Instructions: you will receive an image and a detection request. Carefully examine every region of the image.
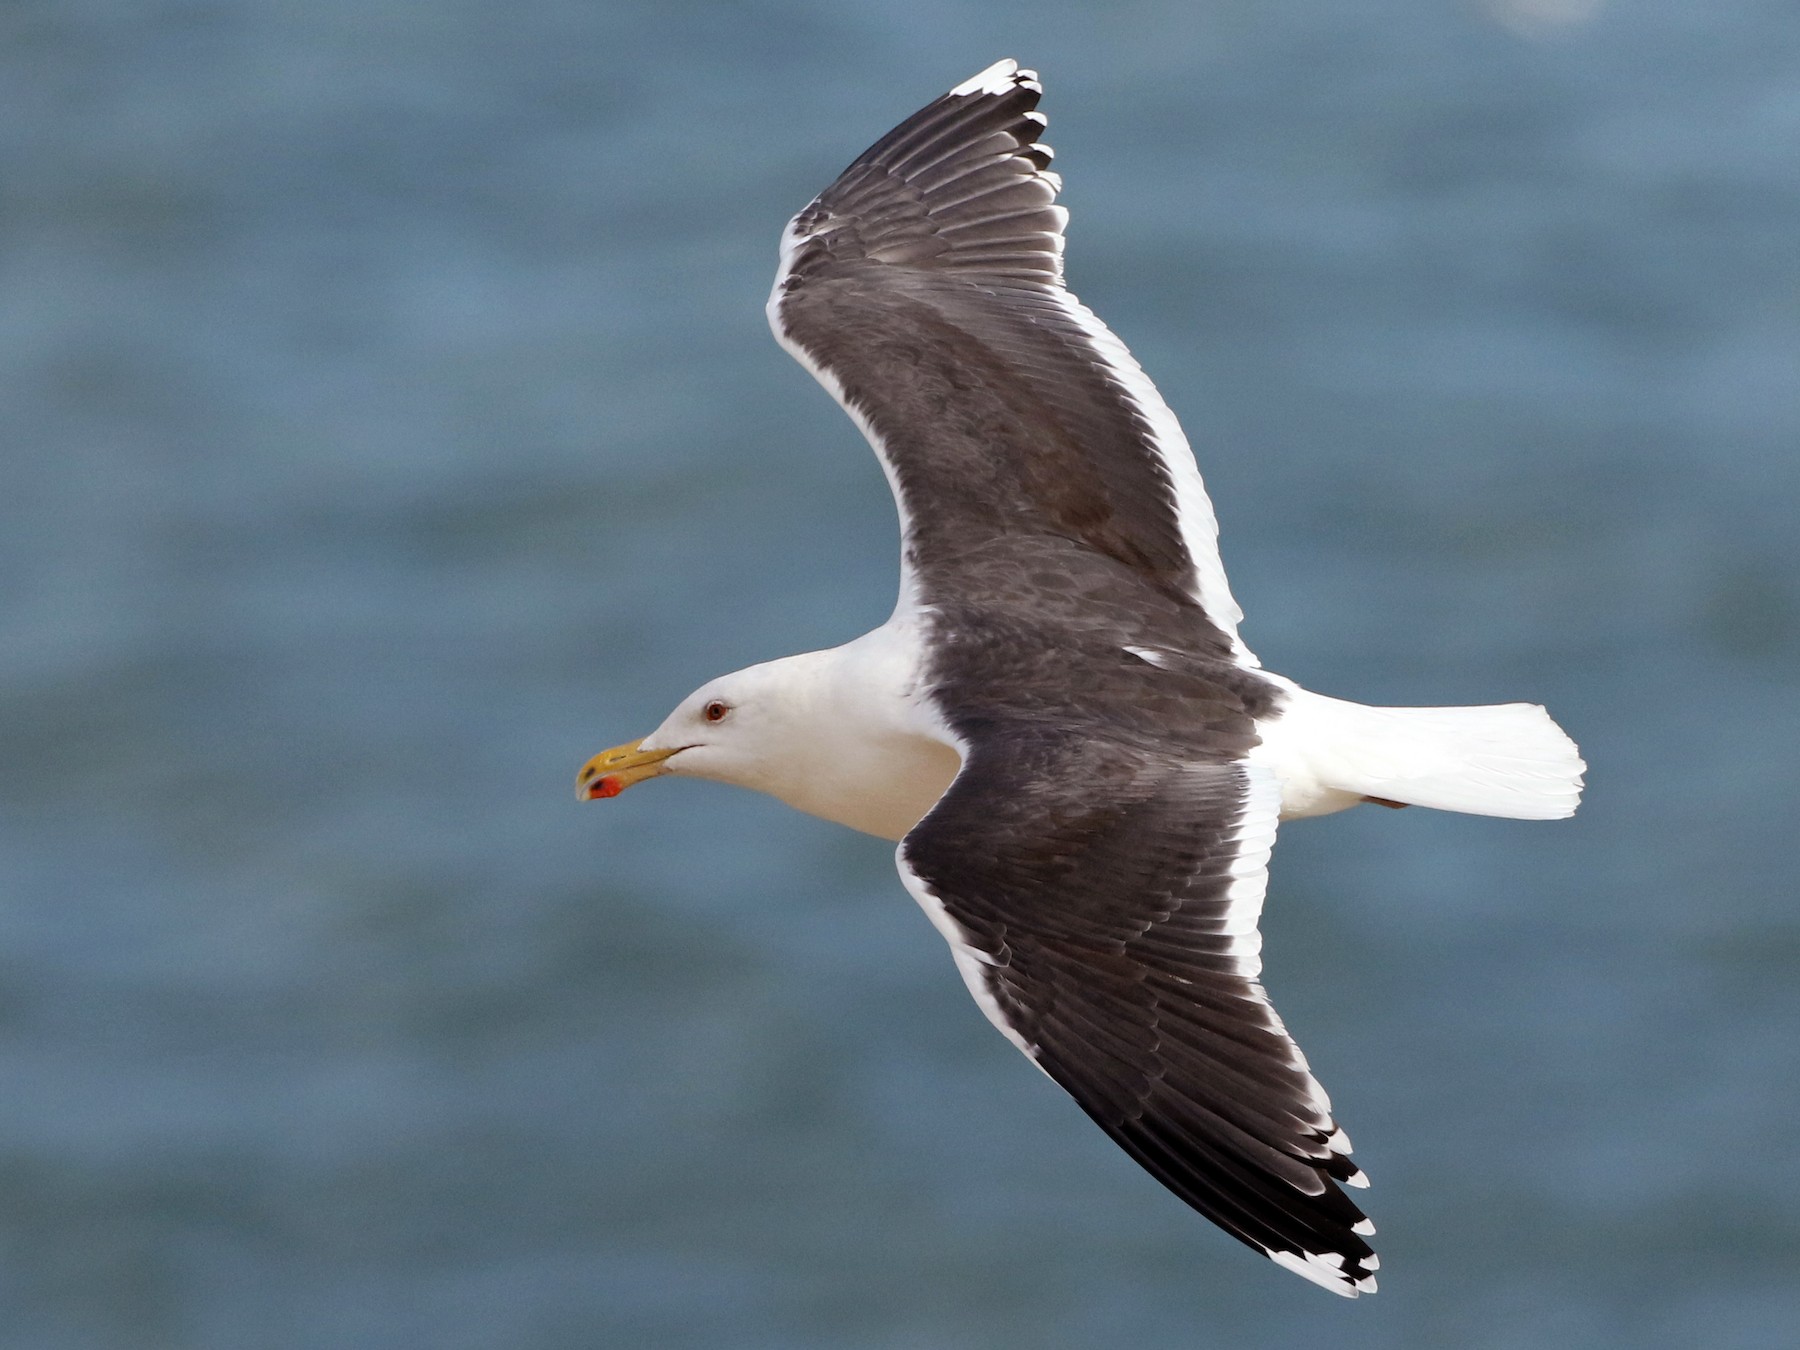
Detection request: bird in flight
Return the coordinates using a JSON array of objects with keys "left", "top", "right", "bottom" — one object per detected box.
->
[{"left": 579, "top": 60, "right": 1583, "bottom": 1296}]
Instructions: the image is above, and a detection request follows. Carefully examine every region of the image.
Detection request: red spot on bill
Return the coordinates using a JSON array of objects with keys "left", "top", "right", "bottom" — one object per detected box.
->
[{"left": 591, "top": 776, "right": 624, "bottom": 799}]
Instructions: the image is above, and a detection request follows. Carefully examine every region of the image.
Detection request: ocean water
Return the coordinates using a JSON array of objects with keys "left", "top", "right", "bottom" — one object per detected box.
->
[{"left": 3, "top": 2, "right": 1798, "bottom": 1346}]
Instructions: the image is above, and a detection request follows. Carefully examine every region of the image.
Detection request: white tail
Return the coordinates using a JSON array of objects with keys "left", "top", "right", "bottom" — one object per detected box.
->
[{"left": 1252, "top": 685, "right": 1586, "bottom": 821}]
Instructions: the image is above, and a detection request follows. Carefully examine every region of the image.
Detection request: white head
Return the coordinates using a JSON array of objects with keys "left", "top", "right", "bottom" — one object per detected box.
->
[
  {"left": 578, "top": 633, "right": 961, "bottom": 839},
  {"left": 576, "top": 653, "right": 833, "bottom": 802}
]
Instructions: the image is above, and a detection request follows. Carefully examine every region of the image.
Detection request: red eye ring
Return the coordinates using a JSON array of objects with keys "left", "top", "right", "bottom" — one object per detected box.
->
[{"left": 703, "top": 700, "right": 729, "bottom": 723}]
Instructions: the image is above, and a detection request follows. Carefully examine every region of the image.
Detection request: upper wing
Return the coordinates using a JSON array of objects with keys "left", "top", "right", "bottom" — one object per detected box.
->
[
  {"left": 897, "top": 726, "right": 1377, "bottom": 1296},
  {"left": 767, "top": 60, "right": 1254, "bottom": 665}
]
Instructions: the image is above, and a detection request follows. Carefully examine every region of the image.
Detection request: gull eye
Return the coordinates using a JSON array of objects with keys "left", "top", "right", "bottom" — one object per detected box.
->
[{"left": 703, "top": 700, "right": 730, "bottom": 723}]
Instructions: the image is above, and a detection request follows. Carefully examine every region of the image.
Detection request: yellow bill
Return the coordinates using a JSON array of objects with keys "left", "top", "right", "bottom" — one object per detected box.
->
[{"left": 577, "top": 738, "right": 678, "bottom": 800}]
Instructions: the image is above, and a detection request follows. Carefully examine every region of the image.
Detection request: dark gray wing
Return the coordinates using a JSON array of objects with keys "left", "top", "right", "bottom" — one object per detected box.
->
[
  {"left": 897, "top": 724, "right": 1377, "bottom": 1297},
  {"left": 767, "top": 60, "right": 1254, "bottom": 665}
]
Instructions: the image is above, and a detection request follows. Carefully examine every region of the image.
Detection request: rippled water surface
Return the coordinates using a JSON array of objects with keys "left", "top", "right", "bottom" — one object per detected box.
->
[{"left": 5, "top": 2, "right": 1798, "bottom": 1346}]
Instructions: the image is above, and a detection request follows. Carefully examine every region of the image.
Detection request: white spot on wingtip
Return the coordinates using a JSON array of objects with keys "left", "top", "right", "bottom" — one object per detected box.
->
[
  {"left": 949, "top": 59, "right": 1021, "bottom": 98},
  {"left": 1345, "top": 1168, "right": 1370, "bottom": 1189},
  {"left": 1352, "top": 1217, "right": 1376, "bottom": 1236},
  {"left": 1267, "top": 1248, "right": 1362, "bottom": 1298}
]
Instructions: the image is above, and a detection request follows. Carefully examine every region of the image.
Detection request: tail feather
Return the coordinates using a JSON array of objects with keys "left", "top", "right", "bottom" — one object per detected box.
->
[{"left": 1255, "top": 687, "right": 1586, "bottom": 821}]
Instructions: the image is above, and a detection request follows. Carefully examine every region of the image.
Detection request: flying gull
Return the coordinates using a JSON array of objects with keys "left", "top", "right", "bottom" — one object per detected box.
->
[{"left": 578, "top": 60, "right": 1584, "bottom": 1297}]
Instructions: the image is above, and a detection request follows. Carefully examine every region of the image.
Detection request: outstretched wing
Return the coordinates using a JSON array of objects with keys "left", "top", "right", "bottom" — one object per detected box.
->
[
  {"left": 898, "top": 726, "right": 1377, "bottom": 1296},
  {"left": 767, "top": 59, "right": 1255, "bottom": 665}
]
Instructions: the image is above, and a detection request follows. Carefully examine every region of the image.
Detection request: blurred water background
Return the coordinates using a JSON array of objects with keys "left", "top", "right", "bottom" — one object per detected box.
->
[{"left": 4, "top": 1, "right": 1798, "bottom": 1346}]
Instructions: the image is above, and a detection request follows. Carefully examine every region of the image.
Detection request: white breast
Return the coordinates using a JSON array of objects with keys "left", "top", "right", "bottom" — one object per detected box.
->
[{"left": 768, "top": 621, "right": 964, "bottom": 841}]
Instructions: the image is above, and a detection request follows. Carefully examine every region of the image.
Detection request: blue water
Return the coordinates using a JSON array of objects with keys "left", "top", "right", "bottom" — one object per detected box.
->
[{"left": 4, "top": 2, "right": 1798, "bottom": 1346}]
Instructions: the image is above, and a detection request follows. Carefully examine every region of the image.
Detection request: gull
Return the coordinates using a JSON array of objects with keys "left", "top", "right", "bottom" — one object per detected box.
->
[{"left": 578, "top": 60, "right": 1584, "bottom": 1296}]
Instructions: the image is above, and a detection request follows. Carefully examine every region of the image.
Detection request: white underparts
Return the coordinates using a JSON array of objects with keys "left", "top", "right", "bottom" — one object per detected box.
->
[{"left": 766, "top": 624, "right": 960, "bottom": 841}]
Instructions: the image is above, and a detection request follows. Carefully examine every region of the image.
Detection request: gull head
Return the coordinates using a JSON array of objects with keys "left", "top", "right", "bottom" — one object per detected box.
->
[{"left": 576, "top": 656, "right": 828, "bottom": 803}]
